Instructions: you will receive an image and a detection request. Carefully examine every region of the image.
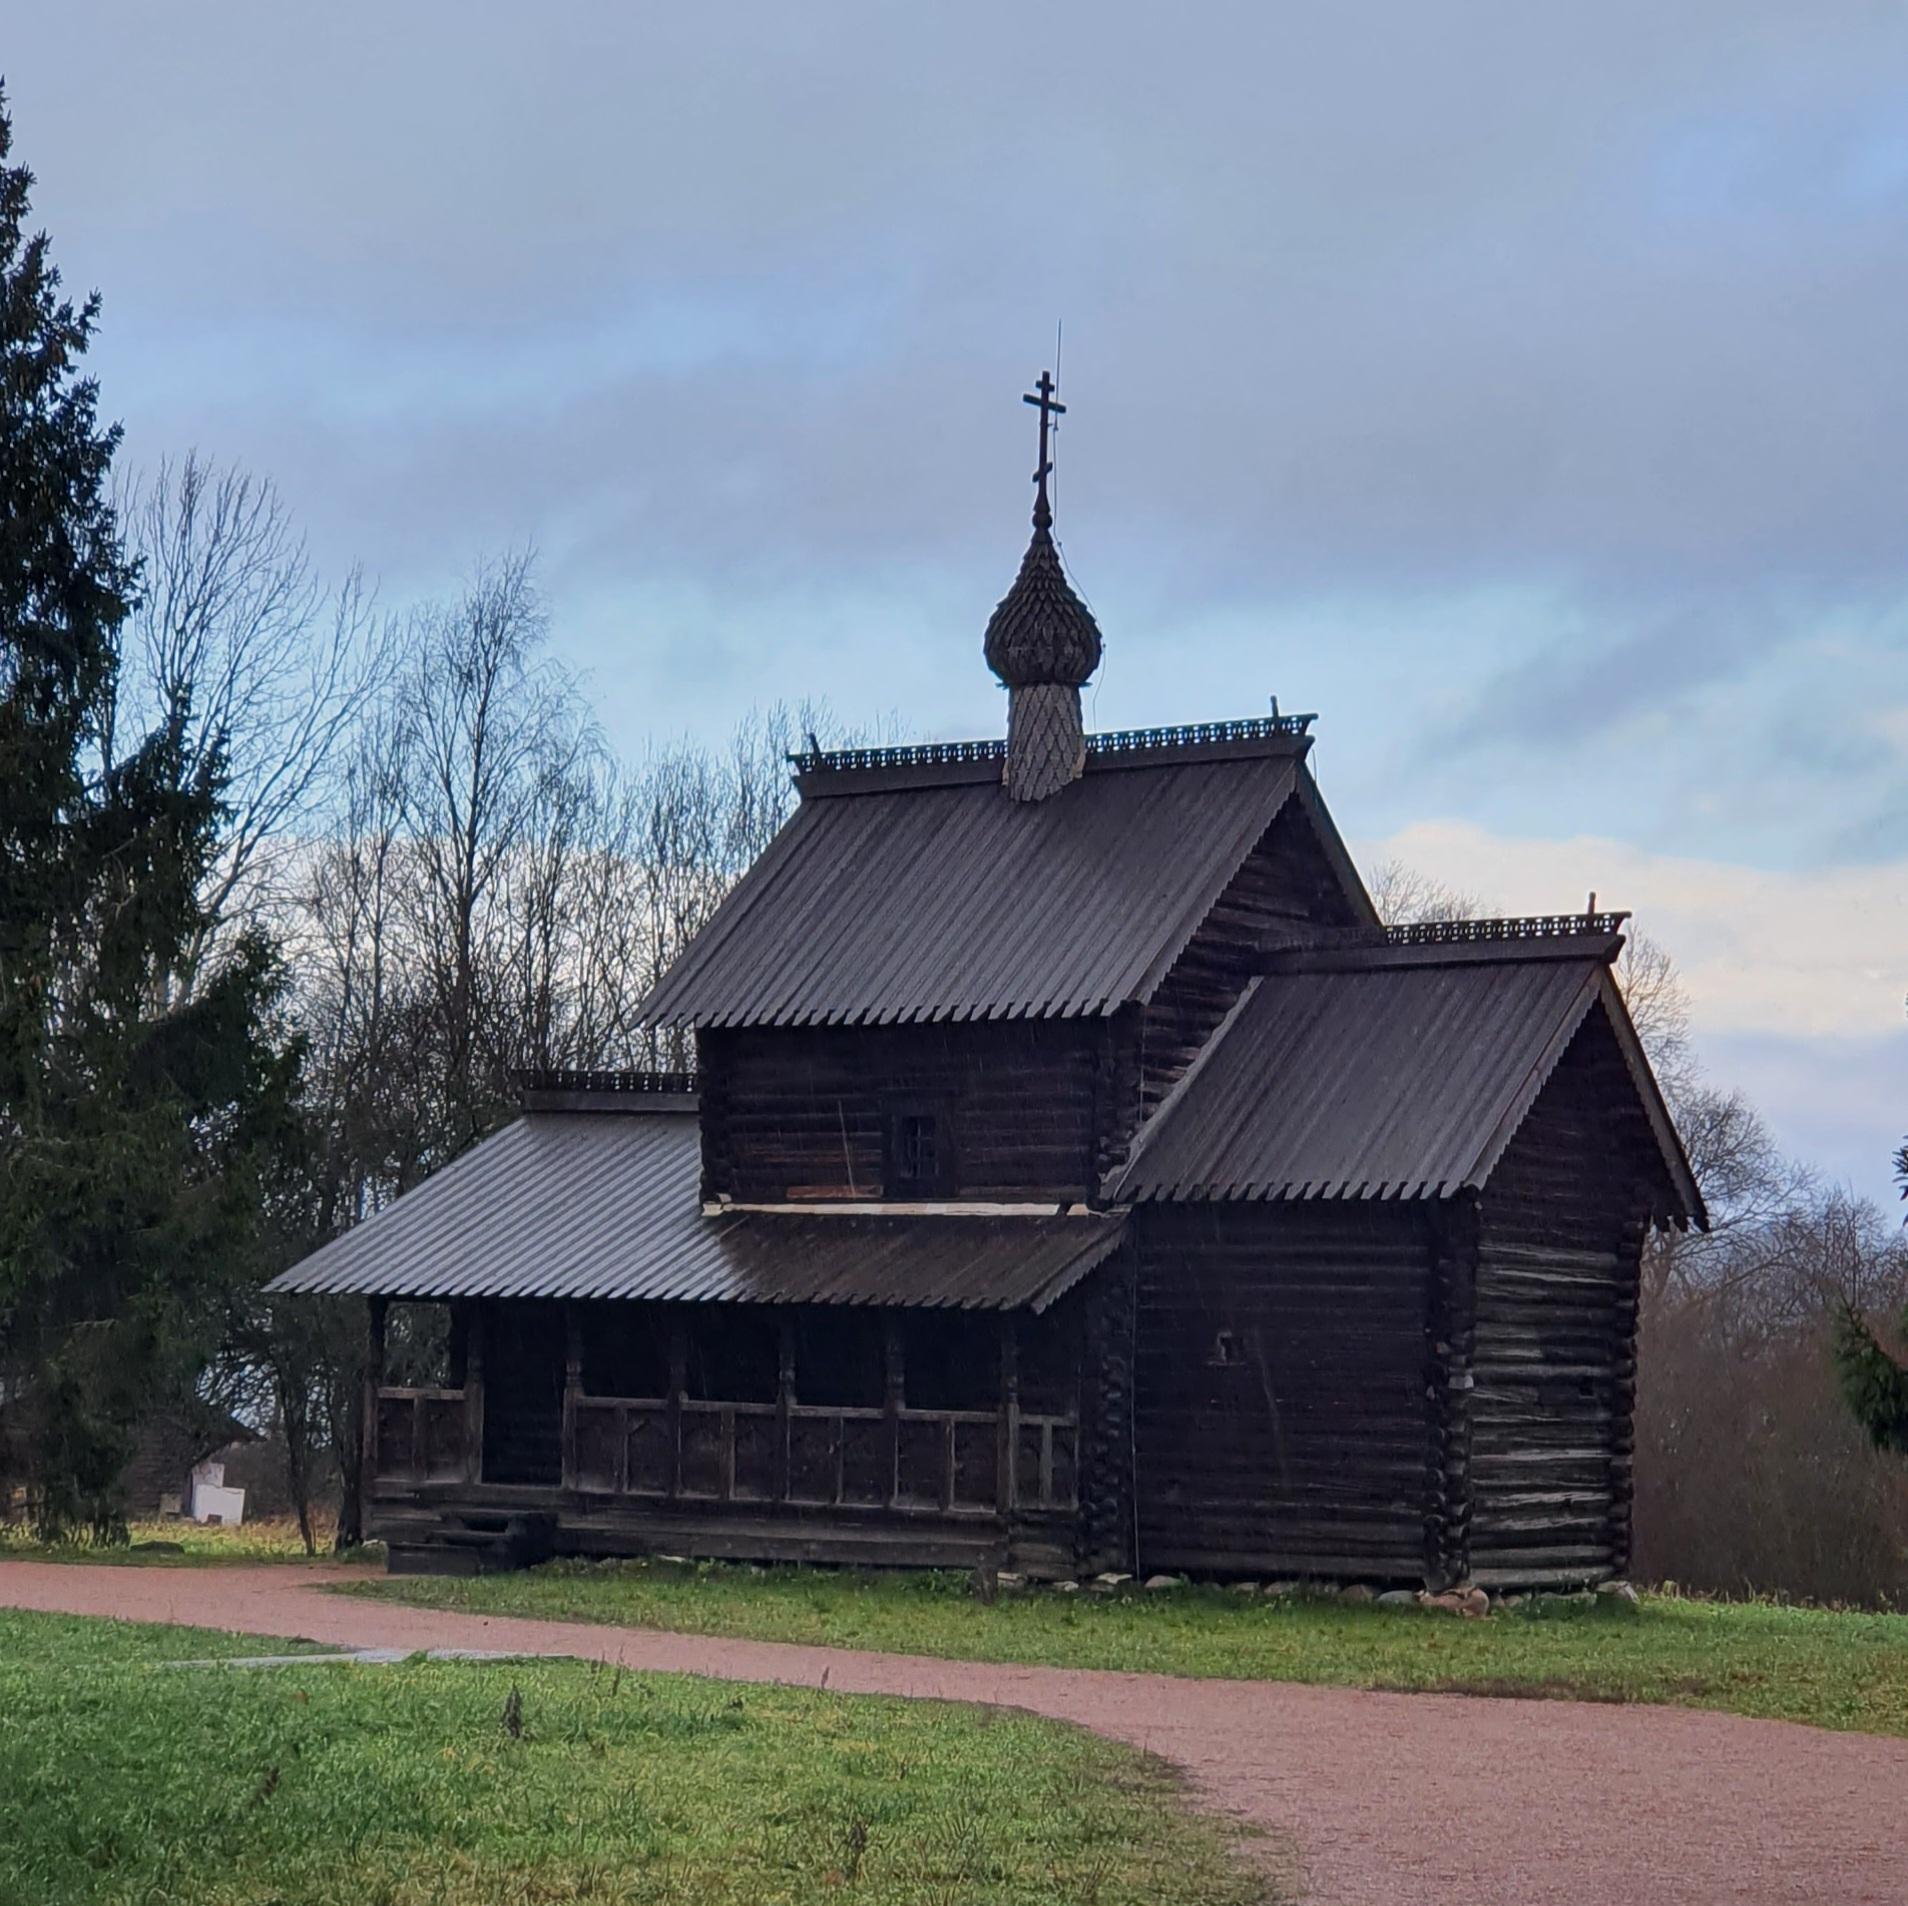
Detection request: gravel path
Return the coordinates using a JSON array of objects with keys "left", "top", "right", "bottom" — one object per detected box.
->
[{"left": 4, "top": 1559, "right": 1903, "bottom": 1905}]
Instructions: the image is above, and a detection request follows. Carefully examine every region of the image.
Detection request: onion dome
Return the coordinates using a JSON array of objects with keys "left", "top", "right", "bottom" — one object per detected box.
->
[
  {"left": 983, "top": 493, "right": 1103, "bottom": 689},
  {"left": 985, "top": 371, "right": 1101, "bottom": 802}
]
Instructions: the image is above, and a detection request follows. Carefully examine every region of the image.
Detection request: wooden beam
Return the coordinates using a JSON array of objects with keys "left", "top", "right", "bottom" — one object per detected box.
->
[
  {"left": 561, "top": 1303, "right": 582, "bottom": 1492},
  {"left": 883, "top": 1317, "right": 905, "bottom": 1508},
  {"left": 666, "top": 1317, "right": 688, "bottom": 1501},
  {"left": 998, "top": 1314, "right": 1020, "bottom": 1519},
  {"left": 776, "top": 1318, "right": 795, "bottom": 1502},
  {"left": 464, "top": 1302, "right": 486, "bottom": 1486}
]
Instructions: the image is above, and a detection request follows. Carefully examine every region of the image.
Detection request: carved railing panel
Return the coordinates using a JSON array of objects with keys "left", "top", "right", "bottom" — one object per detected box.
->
[
  {"left": 1015, "top": 1413, "right": 1078, "bottom": 1510},
  {"left": 565, "top": 1393, "right": 1077, "bottom": 1517},
  {"left": 373, "top": 1386, "right": 468, "bottom": 1483}
]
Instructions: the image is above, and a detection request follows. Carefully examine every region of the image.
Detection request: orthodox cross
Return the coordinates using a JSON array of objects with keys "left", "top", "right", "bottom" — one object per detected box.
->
[{"left": 1023, "top": 369, "right": 1066, "bottom": 520}]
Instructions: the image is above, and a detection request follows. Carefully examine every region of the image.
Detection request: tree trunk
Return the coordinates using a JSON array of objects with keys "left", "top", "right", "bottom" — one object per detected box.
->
[{"left": 333, "top": 1378, "right": 365, "bottom": 1552}]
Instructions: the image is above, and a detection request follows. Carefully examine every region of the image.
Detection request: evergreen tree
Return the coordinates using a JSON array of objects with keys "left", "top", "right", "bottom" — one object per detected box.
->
[
  {"left": 0, "top": 86, "right": 300, "bottom": 1538},
  {"left": 1832, "top": 1139, "right": 1908, "bottom": 1454}
]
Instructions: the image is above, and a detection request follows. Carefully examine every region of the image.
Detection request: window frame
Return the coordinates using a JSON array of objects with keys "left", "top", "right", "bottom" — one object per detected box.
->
[{"left": 883, "top": 1099, "right": 956, "bottom": 1199}]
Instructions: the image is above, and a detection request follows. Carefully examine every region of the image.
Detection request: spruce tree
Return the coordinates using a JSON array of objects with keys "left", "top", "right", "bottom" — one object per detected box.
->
[
  {"left": 0, "top": 86, "right": 301, "bottom": 1538},
  {"left": 1833, "top": 1140, "right": 1908, "bottom": 1454}
]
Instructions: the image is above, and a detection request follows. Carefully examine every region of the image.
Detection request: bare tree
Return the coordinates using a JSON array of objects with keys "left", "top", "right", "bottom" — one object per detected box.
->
[
  {"left": 267, "top": 588, "right": 883, "bottom": 1540},
  {"left": 1365, "top": 857, "right": 1485, "bottom": 927},
  {"left": 1615, "top": 931, "right": 1697, "bottom": 1105},
  {"left": 1634, "top": 1186, "right": 1908, "bottom": 1604},
  {"left": 391, "top": 551, "right": 591, "bottom": 1147},
  {"left": 110, "top": 453, "right": 395, "bottom": 993}
]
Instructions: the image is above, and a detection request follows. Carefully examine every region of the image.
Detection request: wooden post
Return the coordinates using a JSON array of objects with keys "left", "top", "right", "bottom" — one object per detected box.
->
[
  {"left": 883, "top": 1317, "right": 905, "bottom": 1507},
  {"left": 666, "top": 1316, "right": 687, "bottom": 1499},
  {"left": 998, "top": 1315, "right": 1020, "bottom": 1520},
  {"left": 464, "top": 1302, "right": 486, "bottom": 1485},
  {"left": 561, "top": 1303, "right": 582, "bottom": 1492},
  {"left": 775, "top": 1318, "right": 796, "bottom": 1504},
  {"left": 365, "top": 1298, "right": 388, "bottom": 1481}
]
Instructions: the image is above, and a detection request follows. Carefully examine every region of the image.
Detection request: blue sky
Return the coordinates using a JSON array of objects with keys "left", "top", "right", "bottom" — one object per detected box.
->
[{"left": 9, "top": 2, "right": 1904, "bottom": 1204}]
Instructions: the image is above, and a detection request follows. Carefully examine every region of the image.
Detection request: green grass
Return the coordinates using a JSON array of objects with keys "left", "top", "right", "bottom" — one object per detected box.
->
[
  {"left": 0, "top": 1608, "right": 1270, "bottom": 1906},
  {"left": 353, "top": 1559, "right": 1908, "bottom": 1739},
  {"left": 0, "top": 1513, "right": 383, "bottom": 1566}
]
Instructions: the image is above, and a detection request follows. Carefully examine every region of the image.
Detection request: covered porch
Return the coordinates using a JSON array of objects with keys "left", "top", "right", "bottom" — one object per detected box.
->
[
  {"left": 368, "top": 1294, "right": 1098, "bottom": 1574},
  {"left": 267, "top": 1100, "right": 1131, "bottom": 1576}
]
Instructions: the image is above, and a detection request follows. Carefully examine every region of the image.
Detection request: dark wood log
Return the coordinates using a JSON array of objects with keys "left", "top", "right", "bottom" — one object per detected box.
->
[
  {"left": 700, "top": 1018, "right": 1108, "bottom": 1203},
  {"left": 1465, "top": 1009, "right": 1659, "bottom": 1585},
  {"left": 1131, "top": 1203, "right": 1436, "bottom": 1581},
  {"left": 1136, "top": 800, "right": 1363, "bottom": 1117}
]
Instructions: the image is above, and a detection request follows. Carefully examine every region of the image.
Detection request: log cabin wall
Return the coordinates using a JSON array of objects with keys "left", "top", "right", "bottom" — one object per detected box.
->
[
  {"left": 699, "top": 1018, "right": 1109, "bottom": 1203},
  {"left": 1073, "top": 1245, "right": 1138, "bottom": 1574},
  {"left": 1136, "top": 802, "right": 1362, "bottom": 1119},
  {"left": 1131, "top": 1203, "right": 1437, "bottom": 1581},
  {"left": 1424, "top": 1195, "right": 1480, "bottom": 1592},
  {"left": 1466, "top": 1010, "right": 1655, "bottom": 1588}
]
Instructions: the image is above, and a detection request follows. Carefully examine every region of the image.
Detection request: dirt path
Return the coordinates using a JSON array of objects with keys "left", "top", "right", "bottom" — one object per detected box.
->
[{"left": 4, "top": 1560, "right": 1903, "bottom": 1905}]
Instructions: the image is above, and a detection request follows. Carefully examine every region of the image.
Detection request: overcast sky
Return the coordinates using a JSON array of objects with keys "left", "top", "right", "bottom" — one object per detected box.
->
[{"left": 9, "top": 2, "right": 1904, "bottom": 1203}]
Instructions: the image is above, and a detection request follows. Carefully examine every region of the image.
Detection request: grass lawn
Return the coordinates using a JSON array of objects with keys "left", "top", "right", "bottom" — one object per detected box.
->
[
  {"left": 0, "top": 1608, "right": 1269, "bottom": 1906},
  {"left": 0, "top": 1513, "right": 382, "bottom": 1566},
  {"left": 353, "top": 1559, "right": 1908, "bottom": 1739}
]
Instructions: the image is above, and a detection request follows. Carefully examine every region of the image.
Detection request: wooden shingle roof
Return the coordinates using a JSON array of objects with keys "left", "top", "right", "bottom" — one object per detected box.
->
[
  {"left": 266, "top": 1107, "right": 1127, "bottom": 1311},
  {"left": 639, "top": 721, "right": 1354, "bottom": 1030},
  {"left": 1111, "top": 925, "right": 1704, "bottom": 1225}
]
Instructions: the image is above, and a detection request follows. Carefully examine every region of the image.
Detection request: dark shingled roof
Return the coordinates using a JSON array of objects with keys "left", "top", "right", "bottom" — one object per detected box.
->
[
  {"left": 1111, "top": 938, "right": 1703, "bottom": 1221},
  {"left": 640, "top": 725, "right": 1328, "bottom": 1029},
  {"left": 266, "top": 1109, "right": 1126, "bottom": 1311}
]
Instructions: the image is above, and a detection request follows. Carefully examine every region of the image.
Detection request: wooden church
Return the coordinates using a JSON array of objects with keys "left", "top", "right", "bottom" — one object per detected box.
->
[{"left": 272, "top": 376, "right": 1703, "bottom": 1588}]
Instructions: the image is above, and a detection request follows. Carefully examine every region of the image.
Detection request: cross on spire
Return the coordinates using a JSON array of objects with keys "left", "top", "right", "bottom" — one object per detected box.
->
[{"left": 1023, "top": 370, "right": 1066, "bottom": 527}]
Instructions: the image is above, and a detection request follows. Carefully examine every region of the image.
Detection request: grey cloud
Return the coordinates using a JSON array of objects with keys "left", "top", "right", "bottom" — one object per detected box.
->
[
  {"left": 16, "top": 0, "right": 1908, "bottom": 591},
  {"left": 8, "top": 0, "right": 1907, "bottom": 874}
]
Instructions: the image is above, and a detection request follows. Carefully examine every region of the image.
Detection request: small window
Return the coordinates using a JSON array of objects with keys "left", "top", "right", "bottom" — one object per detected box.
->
[{"left": 886, "top": 1105, "right": 952, "bottom": 1198}]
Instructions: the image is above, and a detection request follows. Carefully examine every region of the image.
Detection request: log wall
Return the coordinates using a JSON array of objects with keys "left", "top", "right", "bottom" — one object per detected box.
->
[
  {"left": 1137, "top": 801, "right": 1360, "bottom": 1116},
  {"left": 700, "top": 1018, "right": 1109, "bottom": 1203},
  {"left": 1466, "top": 1009, "right": 1655, "bottom": 1587},
  {"left": 1132, "top": 1203, "right": 1436, "bottom": 1580},
  {"left": 1074, "top": 1245, "right": 1137, "bottom": 1574}
]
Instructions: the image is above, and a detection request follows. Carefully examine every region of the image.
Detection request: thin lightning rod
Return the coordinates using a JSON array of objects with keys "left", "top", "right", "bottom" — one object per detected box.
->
[{"left": 1052, "top": 319, "right": 1064, "bottom": 513}]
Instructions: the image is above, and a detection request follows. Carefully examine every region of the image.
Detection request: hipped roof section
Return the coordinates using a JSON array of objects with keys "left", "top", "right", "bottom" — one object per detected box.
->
[
  {"left": 638, "top": 721, "right": 1368, "bottom": 1030},
  {"left": 1112, "top": 932, "right": 1705, "bottom": 1227},
  {"left": 265, "top": 1108, "right": 1126, "bottom": 1312}
]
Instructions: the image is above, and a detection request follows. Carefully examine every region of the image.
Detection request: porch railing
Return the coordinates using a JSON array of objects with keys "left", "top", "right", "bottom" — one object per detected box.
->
[
  {"left": 568, "top": 1395, "right": 1079, "bottom": 1515},
  {"left": 372, "top": 1386, "right": 470, "bottom": 1483}
]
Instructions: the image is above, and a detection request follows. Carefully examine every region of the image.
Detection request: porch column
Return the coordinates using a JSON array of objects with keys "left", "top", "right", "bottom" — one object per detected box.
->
[
  {"left": 666, "top": 1317, "right": 688, "bottom": 1499},
  {"left": 997, "top": 1314, "right": 1020, "bottom": 1518},
  {"left": 561, "top": 1303, "right": 582, "bottom": 1491},
  {"left": 364, "top": 1297, "right": 387, "bottom": 1479},
  {"left": 775, "top": 1317, "right": 796, "bottom": 1503},
  {"left": 463, "top": 1302, "right": 486, "bottom": 1484},
  {"left": 883, "top": 1317, "right": 905, "bottom": 1507}
]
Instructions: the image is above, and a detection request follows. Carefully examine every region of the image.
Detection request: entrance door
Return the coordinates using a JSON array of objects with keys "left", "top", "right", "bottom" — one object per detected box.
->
[{"left": 480, "top": 1303, "right": 566, "bottom": 1485}]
